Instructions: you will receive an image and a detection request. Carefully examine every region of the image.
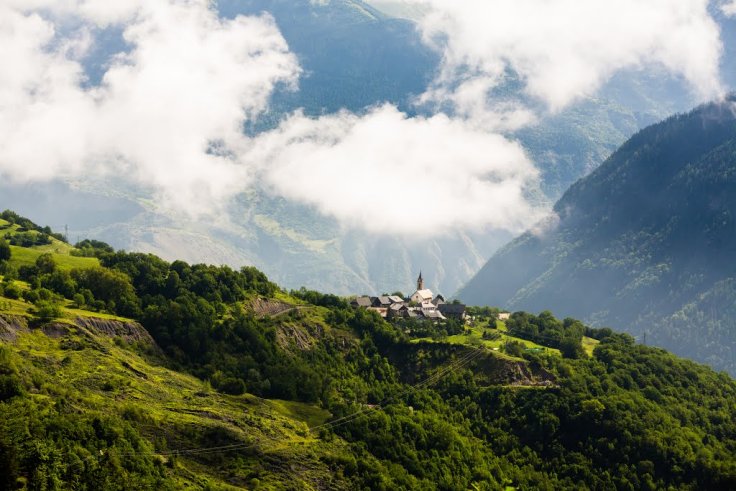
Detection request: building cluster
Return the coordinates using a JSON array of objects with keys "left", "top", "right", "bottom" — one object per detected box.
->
[{"left": 350, "top": 272, "right": 467, "bottom": 322}]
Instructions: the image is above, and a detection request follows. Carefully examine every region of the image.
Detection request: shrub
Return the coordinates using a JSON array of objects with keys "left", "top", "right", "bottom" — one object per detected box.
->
[
  {"left": 73, "top": 293, "right": 85, "bottom": 308},
  {"left": 34, "top": 301, "right": 62, "bottom": 320},
  {"left": 2, "top": 283, "right": 21, "bottom": 300},
  {"left": 0, "top": 238, "right": 10, "bottom": 262}
]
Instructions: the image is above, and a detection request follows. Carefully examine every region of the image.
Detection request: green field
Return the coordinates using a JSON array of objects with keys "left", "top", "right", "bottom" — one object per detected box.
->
[
  {"left": 2, "top": 219, "right": 98, "bottom": 270},
  {"left": 8, "top": 245, "right": 99, "bottom": 270},
  {"left": 268, "top": 399, "right": 332, "bottom": 429},
  {"left": 412, "top": 321, "right": 562, "bottom": 357}
]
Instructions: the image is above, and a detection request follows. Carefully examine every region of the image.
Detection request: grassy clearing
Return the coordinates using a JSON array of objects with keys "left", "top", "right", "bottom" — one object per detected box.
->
[
  {"left": 2, "top": 221, "right": 97, "bottom": 270},
  {"left": 8, "top": 245, "right": 99, "bottom": 270},
  {"left": 582, "top": 336, "right": 600, "bottom": 357},
  {"left": 412, "top": 322, "right": 562, "bottom": 357},
  {"left": 268, "top": 399, "right": 331, "bottom": 429},
  {"left": 0, "top": 297, "right": 32, "bottom": 316}
]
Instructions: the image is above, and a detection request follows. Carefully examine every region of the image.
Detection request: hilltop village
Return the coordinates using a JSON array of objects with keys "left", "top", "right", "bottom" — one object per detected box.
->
[{"left": 351, "top": 272, "right": 467, "bottom": 321}]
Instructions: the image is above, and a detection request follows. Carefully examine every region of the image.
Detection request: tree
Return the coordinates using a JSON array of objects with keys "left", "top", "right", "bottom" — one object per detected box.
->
[
  {"left": 560, "top": 336, "right": 585, "bottom": 359},
  {"left": 35, "top": 253, "right": 56, "bottom": 274},
  {"left": 73, "top": 293, "right": 85, "bottom": 308},
  {"left": 34, "top": 301, "right": 62, "bottom": 320},
  {"left": 0, "top": 239, "right": 10, "bottom": 262}
]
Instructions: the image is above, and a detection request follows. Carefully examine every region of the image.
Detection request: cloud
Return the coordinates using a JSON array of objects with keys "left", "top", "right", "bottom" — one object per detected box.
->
[
  {"left": 405, "top": 0, "right": 724, "bottom": 112},
  {"left": 250, "top": 105, "right": 543, "bottom": 236},
  {"left": 0, "top": 0, "right": 299, "bottom": 214},
  {"left": 0, "top": 0, "right": 729, "bottom": 239},
  {"left": 723, "top": 0, "right": 736, "bottom": 16}
]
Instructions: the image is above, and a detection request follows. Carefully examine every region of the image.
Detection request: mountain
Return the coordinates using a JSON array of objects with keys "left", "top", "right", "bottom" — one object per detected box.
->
[
  {"left": 0, "top": 0, "right": 717, "bottom": 296},
  {"left": 459, "top": 99, "right": 736, "bottom": 374},
  {"left": 2, "top": 210, "right": 736, "bottom": 489}
]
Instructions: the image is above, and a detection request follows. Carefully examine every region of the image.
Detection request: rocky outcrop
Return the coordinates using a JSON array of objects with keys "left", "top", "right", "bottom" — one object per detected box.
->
[
  {"left": 0, "top": 315, "right": 27, "bottom": 342},
  {"left": 249, "top": 297, "right": 294, "bottom": 317},
  {"left": 0, "top": 313, "right": 157, "bottom": 349},
  {"left": 74, "top": 317, "right": 156, "bottom": 344}
]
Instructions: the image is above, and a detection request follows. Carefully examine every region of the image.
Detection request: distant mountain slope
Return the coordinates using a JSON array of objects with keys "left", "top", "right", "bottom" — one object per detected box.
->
[
  {"left": 218, "top": 0, "right": 438, "bottom": 117},
  {"left": 459, "top": 99, "right": 736, "bottom": 373}
]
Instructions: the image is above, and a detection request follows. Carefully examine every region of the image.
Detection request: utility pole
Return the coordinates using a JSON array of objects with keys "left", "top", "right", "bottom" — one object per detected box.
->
[{"left": 64, "top": 224, "right": 68, "bottom": 243}]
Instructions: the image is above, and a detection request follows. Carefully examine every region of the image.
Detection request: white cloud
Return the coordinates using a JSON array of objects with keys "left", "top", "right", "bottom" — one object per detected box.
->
[
  {"left": 406, "top": 0, "right": 724, "bottom": 112},
  {"left": 723, "top": 0, "right": 736, "bottom": 16},
  {"left": 0, "top": 0, "right": 300, "bottom": 214},
  {"left": 250, "top": 105, "right": 543, "bottom": 236},
  {"left": 0, "top": 0, "right": 729, "bottom": 239}
]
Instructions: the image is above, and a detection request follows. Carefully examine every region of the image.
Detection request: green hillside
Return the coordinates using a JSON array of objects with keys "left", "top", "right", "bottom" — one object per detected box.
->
[{"left": 2, "top": 212, "right": 736, "bottom": 489}]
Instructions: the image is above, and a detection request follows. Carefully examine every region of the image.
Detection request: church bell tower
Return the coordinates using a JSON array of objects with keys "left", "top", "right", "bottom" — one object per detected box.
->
[{"left": 417, "top": 271, "right": 424, "bottom": 291}]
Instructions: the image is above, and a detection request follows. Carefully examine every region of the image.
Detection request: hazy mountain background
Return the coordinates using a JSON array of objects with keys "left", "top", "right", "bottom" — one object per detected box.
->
[
  {"left": 459, "top": 100, "right": 736, "bottom": 374},
  {"left": 1, "top": 0, "right": 733, "bottom": 296}
]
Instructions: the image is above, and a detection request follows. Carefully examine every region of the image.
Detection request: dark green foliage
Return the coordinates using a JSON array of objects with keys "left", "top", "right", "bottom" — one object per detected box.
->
[
  {"left": 72, "top": 239, "right": 114, "bottom": 257},
  {"left": 0, "top": 238, "right": 10, "bottom": 262},
  {"left": 35, "top": 252, "right": 56, "bottom": 274},
  {"left": 2, "top": 282, "right": 21, "bottom": 300},
  {"left": 507, "top": 311, "right": 586, "bottom": 358},
  {"left": 34, "top": 300, "right": 63, "bottom": 320},
  {"left": 71, "top": 267, "right": 141, "bottom": 318},
  {"left": 291, "top": 287, "right": 348, "bottom": 308}
]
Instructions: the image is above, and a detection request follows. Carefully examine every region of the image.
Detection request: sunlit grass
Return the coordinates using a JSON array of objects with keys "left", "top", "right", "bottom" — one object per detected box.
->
[
  {"left": 582, "top": 336, "right": 600, "bottom": 357},
  {"left": 412, "top": 321, "right": 562, "bottom": 357},
  {"left": 5, "top": 321, "right": 350, "bottom": 488},
  {"left": 8, "top": 245, "right": 98, "bottom": 270}
]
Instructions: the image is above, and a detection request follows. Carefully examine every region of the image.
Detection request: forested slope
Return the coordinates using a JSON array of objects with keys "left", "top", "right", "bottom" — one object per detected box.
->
[
  {"left": 1, "top": 211, "right": 736, "bottom": 489},
  {"left": 460, "top": 99, "right": 736, "bottom": 374}
]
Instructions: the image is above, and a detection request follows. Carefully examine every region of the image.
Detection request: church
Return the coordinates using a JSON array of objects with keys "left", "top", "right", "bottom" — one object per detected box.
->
[
  {"left": 409, "top": 271, "right": 434, "bottom": 304},
  {"left": 351, "top": 271, "right": 466, "bottom": 322}
]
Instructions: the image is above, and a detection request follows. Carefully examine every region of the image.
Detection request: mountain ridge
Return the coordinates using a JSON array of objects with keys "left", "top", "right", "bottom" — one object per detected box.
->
[{"left": 459, "top": 99, "right": 736, "bottom": 373}]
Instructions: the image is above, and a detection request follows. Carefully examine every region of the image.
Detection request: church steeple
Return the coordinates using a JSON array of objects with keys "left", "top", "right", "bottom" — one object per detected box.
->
[{"left": 417, "top": 271, "right": 424, "bottom": 291}]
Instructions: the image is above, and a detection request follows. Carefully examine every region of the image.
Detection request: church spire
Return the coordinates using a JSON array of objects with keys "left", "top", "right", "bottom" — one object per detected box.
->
[{"left": 417, "top": 271, "right": 424, "bottom": 291}]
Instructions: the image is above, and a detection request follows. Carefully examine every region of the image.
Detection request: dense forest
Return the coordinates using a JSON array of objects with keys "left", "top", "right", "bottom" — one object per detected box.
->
[
  {"left": 1, "top": 211, "right": 736, "bottom": 489},
  {"left": 460, "top": 98, "right": 736, "bottom": 375}
]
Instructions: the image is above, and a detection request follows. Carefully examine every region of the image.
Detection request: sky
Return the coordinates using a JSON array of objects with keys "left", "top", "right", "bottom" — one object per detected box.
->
[{"left": 0, "top": 0, "right": 732, "bottom": 237}]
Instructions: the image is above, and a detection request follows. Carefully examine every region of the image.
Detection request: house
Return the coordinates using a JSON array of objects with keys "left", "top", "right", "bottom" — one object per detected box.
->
[
  {"left": 423, "top": 310, "right": 445, "bottom": 321},
  {"left": 388, "top": 303, "right": 408, "bottom": 319},
  {"left": 411, "top": 289, "right": 434, "bottom": 304},
  {"left": 438, "top": 303, "right": 466, "bottom": 321},
  {"left": 372, "top": 296, "right": 392, "bottom": 308},
  {"left": 432, "top": 294, "right": 446, "bottom": 306},
  {"left": 498, "top": 312, "right": 511, "bottom": 321},
  {"left": 351, "top": 296, "right": 373, "bottom": 308},
  {"left": 388, "top": 295, "right": 404, "bottom": 305}
]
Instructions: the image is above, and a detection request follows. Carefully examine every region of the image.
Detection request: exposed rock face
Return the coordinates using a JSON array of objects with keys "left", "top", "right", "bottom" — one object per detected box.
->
[
  {"left": 0, "top": 314, "right": 157, "bottom": 349},
  {"left": 74, "top": 317, "right": 155, "bottom": 344},
  {"left": 0, "top": 315, "right": 27, "bottom": 342},
  {"left": 249, "top": 297, "right": 294, "bottom": 317}
]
